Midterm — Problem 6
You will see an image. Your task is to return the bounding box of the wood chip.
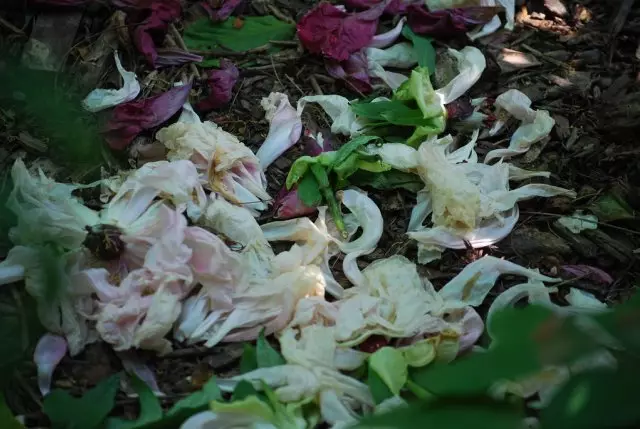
[496,48,542,73]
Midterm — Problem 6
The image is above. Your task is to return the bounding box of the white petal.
[82,50,140,112]
[257,93,303,170]
[436,47,486,105]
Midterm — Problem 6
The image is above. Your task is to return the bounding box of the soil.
[0,0,639,426]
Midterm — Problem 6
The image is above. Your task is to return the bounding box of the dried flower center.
[83,224,125,261]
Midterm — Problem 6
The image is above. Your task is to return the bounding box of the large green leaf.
[43,374,120,429]
[240,343,259,374]
[183,16,295,54]
[349,170,423,192]
[357,397,524,429]
[0,392,24,429]
[402,26,436,73]
[165,376,221,419]
[296,172,323,208]
[369,347,408,396]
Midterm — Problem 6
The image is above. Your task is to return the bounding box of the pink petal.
[118,350,164,395]
[297,1,389,61]
[273,186,319,220]
[369,17,406,49]
[33,334,68,396]
[407,5,499,37]
[195,60,240,112]
[325,50,373,94]
[256,93,303,169]
[560,265,614,286]
[105,83,192,150]
[200,0,244,21]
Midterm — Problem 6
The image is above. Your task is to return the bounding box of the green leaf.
[406,118,446,147]
[239,343,259,374]
[105,375,163,429]
[369,347,408,396]
[232,381,259,401]
[44,374,120,429]
[0,392,24,429]
[0,289,43,379]
[183,16,295,54]
[541,361,640,429]
[587,192,635,222]
[367,366,394,405]
[402,27,436,73]
[296,172,323,207]
[256,329,285,368]
[329,135,381,173]
[166,376,221,419]
[357,397,524,429]
[349,170,423,192]
[285,153,336,189]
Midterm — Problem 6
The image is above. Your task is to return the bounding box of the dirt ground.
[1,0,639,425]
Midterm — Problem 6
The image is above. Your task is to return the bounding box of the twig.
[228,78,244,110]
[168,23,201,80]
[269,40,299,47]
[285,74,305,96]
[309,75,323,95]
[0,15,25,36]
[519,211,640,237]
[189,44,270,57]
[520,44,572,70]
[270,54,284,88]
[267,4,295,25]
[245,63,286,71]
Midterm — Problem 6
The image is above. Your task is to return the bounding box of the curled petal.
[435,46,486,105]
[155,47,203,67]
[82,51,140,113]
[119,350,164,396]
[335,189,383,254]
[195,60,239,112]
[201,0,244,21]
[256,93,303,169]
[369,17,406,49]
[34,334,68,396]
[298,95,365,136]
[326,51,373,94]
[407,4,500,37]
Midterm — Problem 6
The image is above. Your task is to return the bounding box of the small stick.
[286,74,305,95]
[309,75,323,95]
[0,15,25,35]
[168,23,201,80]
[521,43,571,70]
[268,4,295,25]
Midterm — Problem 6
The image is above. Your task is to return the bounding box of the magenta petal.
[155,47,203,67]
[326,50,373,94]
[273,186,319,220]
[195,59,239,112]
[200,0,244,21]
[33,334,68,396]
[105,83,192,150]
[561,265,614,286]
[407,5,499,38]
[297,1,389,61]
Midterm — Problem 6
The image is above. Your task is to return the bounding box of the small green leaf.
[240,343,259,374]
[369,347,408,396]
[105,375,163,429]
[588,192,634,222]
[232,381,259,401]
[0,392,25,429]
[349,170,423,193]
[183,16,295,54]
[402,27,436,73]
[256,329,285,368]
[296,172,323,207]
[329,135,381,173]
[44,374,120,429]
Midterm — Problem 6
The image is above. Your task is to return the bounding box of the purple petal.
[369,17,406,49]
[561,265,614,285]
[273,186,319,220]
[407,5,501,38]
[445,96,475,120]
[105,83,192,150]
[297,1,389,61]
[119,351,164,396]
[195,59,239,112]
[33,334,67,396]
[345,0,419,15]
[200,0,244,22]
[326,50,373,94]
[155,47,203,67]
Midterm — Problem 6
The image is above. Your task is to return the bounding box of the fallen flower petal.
[435,46,486,105]
[256,92,303,170]
[369,17,406,49]
[105,83,192,150]
[345,0,420,14]
[366,42,417,90]
[195,59,239,112]
[129,1,182,68]
[407,4,501,38]
[298,95,366,136]
[560,265,614,285]
[326,51,373,94]
[119,351,164,396]
[297,1,388,61]
[34,334,67,396]
[82,51,141,113]
[200,0,243,21]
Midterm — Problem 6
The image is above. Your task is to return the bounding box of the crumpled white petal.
[257,92,303,170]
[485,89,555,163]
[82,50,141,112]
[556,210,598,233]
[34,334,67,396]
[435,47,486,105]
[297,96,365,137]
